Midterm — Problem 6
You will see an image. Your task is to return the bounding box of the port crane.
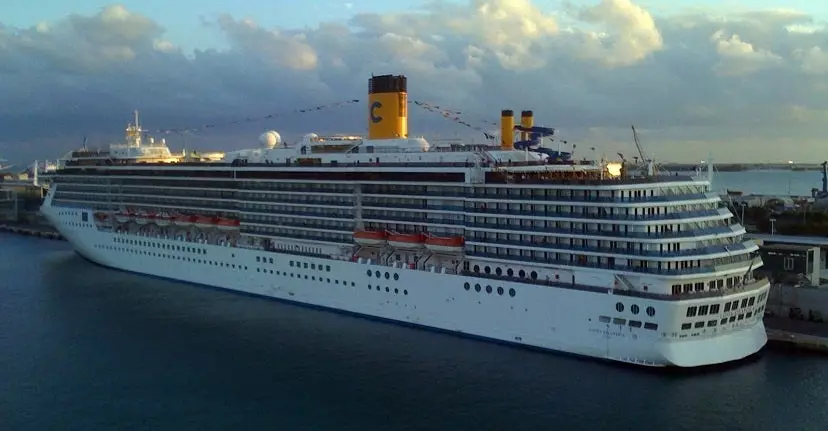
[631,125,657,176]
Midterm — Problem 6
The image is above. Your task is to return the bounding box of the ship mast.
[125,110,143,157]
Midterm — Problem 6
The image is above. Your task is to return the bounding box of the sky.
[1,0,828,164]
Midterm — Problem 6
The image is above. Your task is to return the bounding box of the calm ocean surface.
[2,171,828,430]
[710,169,823,196]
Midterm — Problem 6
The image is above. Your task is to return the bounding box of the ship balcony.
[240,208,354,220]
[359,203,729,224]
[362,214,466,226]
[462,206,728,222]
[465,222,743,240]
[465,191,719,205]
[466,238,753,260]
[240,196,354,207]
[362,190,717,205]
[240,226,349,245]
[465,251,756,277]
[462,268,767,302]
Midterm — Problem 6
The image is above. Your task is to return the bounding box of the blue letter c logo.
[371,101,382,123]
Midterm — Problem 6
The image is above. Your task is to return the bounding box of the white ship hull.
[43,203,769,368]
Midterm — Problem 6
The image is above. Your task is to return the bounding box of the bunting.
[150,99,362,135]
[410,100,498,140]
[141,97,525,143]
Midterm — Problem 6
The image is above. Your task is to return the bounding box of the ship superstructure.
[41,74,770,367]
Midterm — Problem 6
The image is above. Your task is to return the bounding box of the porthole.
[508,288,516,297]
[385,287,389,292]
[507,268,514,277]
[646,306,656,317]
[473,265,480,273]
[475,284,482,292]
[368,284,372,290]
[497,286,504,295]
[484,266,491,274]
[519,270,526,278]
[631,304,640,315]
[375,270,381,278]
[366,270,372,276]
[485,285,492,294]
[495,267,502,276]
[404,290,408,295]
[615,302,624,312]
[464,282,471,291]
[530,271,538,280]
[385,272,390,279]
[394,288,399,294]
[393,273,399,281]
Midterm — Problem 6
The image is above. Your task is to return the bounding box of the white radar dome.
[259,130,281,148]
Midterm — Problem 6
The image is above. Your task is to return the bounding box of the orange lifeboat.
[353,230,388,246]
[424,235,465,253]
[387,232,425,249]
[216,217,240,231]
[194,216,215,229]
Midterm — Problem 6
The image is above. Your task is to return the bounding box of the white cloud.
[710,30,782,76]
[793,46,828,74]
[0,1,826,163]
[574,0,663,67]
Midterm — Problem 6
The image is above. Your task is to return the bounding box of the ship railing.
[461,271,768,302]
[465,251,750,276]
[466,237,749,259]
[465,222,738,241]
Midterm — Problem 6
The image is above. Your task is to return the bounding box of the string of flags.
[142,97,570,146]
[410,100,498,140]
[150,99,362,135]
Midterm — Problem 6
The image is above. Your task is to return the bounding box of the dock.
[764,316,828,354]
[0,223,64,240]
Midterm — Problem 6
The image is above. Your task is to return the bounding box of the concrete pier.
[0,223,64,240]
[764,316,828,355]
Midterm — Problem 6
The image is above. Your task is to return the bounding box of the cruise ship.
[41,74,770,368]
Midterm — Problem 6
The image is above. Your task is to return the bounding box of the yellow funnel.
[501,110,514,150]
[368,75,408,140]
[520,110,533,141]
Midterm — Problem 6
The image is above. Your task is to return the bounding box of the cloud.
[0,1,826,163]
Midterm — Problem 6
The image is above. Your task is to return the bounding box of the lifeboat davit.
[194,216,215,229]
[134,210,150,225]
[173,215,195,226]
[424,235,465,253]
[353,230,388,246]
[216,217,240,231]
[155,212,172,227]
[114,211,131,223]
[387,232,425,249]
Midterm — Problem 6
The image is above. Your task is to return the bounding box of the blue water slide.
[514,125,556,137]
